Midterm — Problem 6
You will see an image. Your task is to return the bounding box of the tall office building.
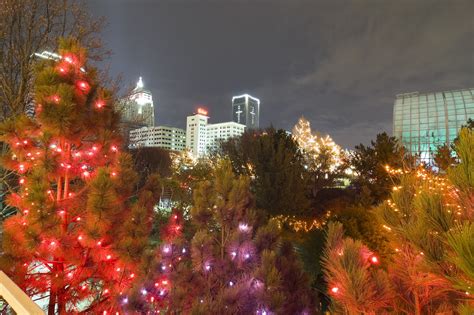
[129,126,185,152]
[393,88,474,164]
[186,108,209,158]
[186,108,246,158]
[120,77,155,128]
[232,94,260,129]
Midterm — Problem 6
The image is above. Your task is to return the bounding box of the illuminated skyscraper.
[232,94,260,129]
[393,88,474,164]
[186,108,209,158]
[120,77,155,128]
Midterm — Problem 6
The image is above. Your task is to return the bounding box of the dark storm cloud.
[86,0,474,148]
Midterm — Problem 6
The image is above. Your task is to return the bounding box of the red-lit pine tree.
[0,39,159,314]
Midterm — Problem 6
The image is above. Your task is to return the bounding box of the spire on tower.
[136,77,144,89]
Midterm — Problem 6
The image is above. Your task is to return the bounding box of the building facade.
[129,126,185,151]
[232,94,260,129]
[186,109,246,158]
[186,109,209,157]
[393,88,474,163]
[206,122,246,153]
[120,77,155,129]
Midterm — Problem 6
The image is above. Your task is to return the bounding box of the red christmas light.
[51,95,61,104]
[95,100,105,109]
[370,255,379,264]
[57,64,68,74]
[63,54,76,65]
[77,80,90,92]
[331,286,339,294]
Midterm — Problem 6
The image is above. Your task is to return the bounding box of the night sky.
[86,0,474,148]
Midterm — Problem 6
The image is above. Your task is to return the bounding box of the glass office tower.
[232,94,260,129]
[393,88,474,164]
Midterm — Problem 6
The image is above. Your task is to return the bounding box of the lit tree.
[323,128,474,314]
[350,132,411,204]
[168,149,214,210]
[292,116,347,196]
[124,209,187,313]
[322,222,394,314]
[0,39,159,313]
[0,0,109,220]
[168,160,314,314]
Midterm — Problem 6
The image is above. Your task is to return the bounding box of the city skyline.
[87,0,474,148]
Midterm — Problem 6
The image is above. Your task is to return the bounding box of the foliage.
[0,39,159,314]
[331,204,390,261]
[323,127,474,314]
[130,146,172,187]
[292,116,348,196]
[123,209,187,312]
[164,160,315,314]
[0,0,107,120]
[374,127,474,311]
[167,151,215,210]
[350,132,411,204]
[0,0,109,221]
[322,222,394,314]
[433,143,456,172]
[219,128,310,216]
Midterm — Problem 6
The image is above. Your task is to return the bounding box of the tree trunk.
[221,227,224,259]
[57,286,66,314]
[48,287,56,315]
[414,292,421,315]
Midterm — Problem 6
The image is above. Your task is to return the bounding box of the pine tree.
[322,128,474,313]
[168,160,314,314]
[0,39,159,313]
[219,128,311,217]
[350,132,412,204]
[376,137,472,297]
[124,209,187,313]
[322,222,394,314]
